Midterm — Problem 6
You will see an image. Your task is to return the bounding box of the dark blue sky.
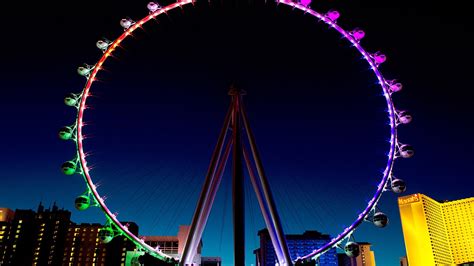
[1,0,473,265]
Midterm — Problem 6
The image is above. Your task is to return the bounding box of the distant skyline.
[1,0,473,265]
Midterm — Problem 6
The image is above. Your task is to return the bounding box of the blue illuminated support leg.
[180,103,233,265]
[243,146,285,264]
[240,104,293,266]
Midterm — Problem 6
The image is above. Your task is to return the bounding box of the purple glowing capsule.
[387,79,403,93]
[147,2,161,13]
[120,18,135,30]
[351,28,365,41]
[398,110,412,124]
[326,10,340,21]
[399,144,414,158]
[373,52,387,65]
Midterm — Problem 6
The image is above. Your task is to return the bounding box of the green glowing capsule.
[98,227,114,244]
[64,93,78,107]
[61,161,77,175]
[58,126,73,140]
[74,195,90,211]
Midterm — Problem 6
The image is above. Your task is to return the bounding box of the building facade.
[0,203,71,265]
[0,203,140,266]
[201,256,222,266]
[0,208,14,223]
[398,193,474,265]
[141,225,202,264]
[254,229,338,266]
[63,223,105,265]
[337,243,376,266]
[399,256,408,266]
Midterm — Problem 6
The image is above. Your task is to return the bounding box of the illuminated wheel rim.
[63,0,411,262]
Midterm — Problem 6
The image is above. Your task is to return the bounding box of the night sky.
[1,0,473,265]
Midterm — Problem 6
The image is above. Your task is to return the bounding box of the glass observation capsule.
[351,28,365,42]
[373,52,387,65]
[344,242,360,257]
[373,212,389,228]
[96,39,111,51]
[64,93,78,107]
[58,126,73,140]
[147,2,161,12]
[399,144,415,158]
[120,18,135,30]
[77,65,92,77]
[75,195,90,211]
[398,111,413,124]
[299,0,312,7]
[391,178,407,193]
[387,79,403,93]
[61,161,77,175]
[98,227,114,244]
[326,10,340,21]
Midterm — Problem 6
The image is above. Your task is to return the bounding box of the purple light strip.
[277,0,398,260]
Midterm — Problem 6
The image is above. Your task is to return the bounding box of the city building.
[337,243,376,266]
[0,208,14,223]
[105,221,139,265]
[0,203,72,265]
[1,208,37,265]
[201,256,222,266]
[0,203,141,266]
[0,208,15,263]
[142,225,202,264]
[399,256,408,266]
[254,229,338,266]
[33,202,72,265]
[63,221,139,266]
[398,193,474,265]
[63,223,105,265]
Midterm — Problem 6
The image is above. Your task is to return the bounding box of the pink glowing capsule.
[351,28,365,41]
[373,52,387,65]
[326,10,340,21]
[300,0,311,7]
[387,79,403,92]
[398,110,412,124]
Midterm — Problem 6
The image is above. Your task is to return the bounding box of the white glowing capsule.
[120,18,135,30]
[96,39,111,51]
[147,2,161,12]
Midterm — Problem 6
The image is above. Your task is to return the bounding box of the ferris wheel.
[59,0,414,265]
